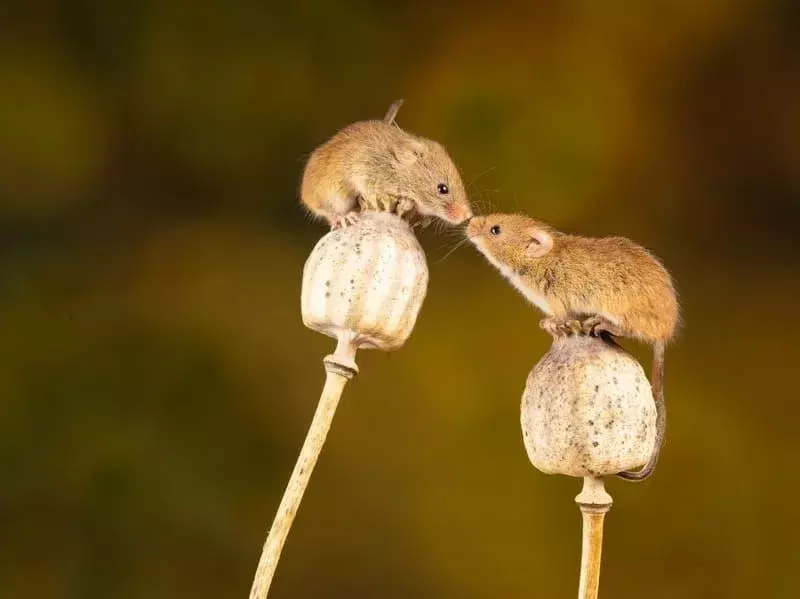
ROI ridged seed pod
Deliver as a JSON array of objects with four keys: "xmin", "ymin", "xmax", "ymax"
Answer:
[
  {"xmin": 301, "ymin": 212, "xmax": 429, "ymax": 351},
  {"xmin": 521, "ymin": 335, "xmax": 656, "ymax": 478}
]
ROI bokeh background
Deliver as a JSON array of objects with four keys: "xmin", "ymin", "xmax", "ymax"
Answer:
[{"xmin": 2, "ymin": 1, "xmax": 799, "ymax": 597}]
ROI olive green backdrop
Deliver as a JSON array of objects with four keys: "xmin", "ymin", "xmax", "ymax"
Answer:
[{"xmin": 1, "ymin": 1, "xmax": 799, "ymax": 597}]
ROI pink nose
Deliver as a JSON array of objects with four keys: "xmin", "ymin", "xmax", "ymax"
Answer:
[
  {"xmin": 466, "ymin": 216, "xmax": 484, "ymax": 238},
  {"xmin": 448, "ymin": 203, "xmax": 473, "ymax": 224}
]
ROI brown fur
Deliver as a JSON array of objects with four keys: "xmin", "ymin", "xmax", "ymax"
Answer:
[{"xmin": 300, "ymin": 103, "xmax": 471, "ymax": 227}]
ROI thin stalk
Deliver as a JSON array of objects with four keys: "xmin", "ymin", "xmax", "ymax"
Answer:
[
  {"xmin": 575, "ymin": 476, "xmax": 613, "ymax": 599},
  {"xmin": 248, "ymin": 335, "xmax": 358, "ymax": 598}
]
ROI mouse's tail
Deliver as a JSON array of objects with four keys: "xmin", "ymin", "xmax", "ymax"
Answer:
[
  {"xmin": 384, "ymin": 99, "xmax": 404, "ymax": 125},
  {"xmin": 616, "ymin": 341, "xmax": 666, "ymax": 482}
]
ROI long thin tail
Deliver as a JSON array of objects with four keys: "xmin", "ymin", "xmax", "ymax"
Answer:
[
  {"xmin": 616, "ymin": 341, "xmax": 666, "ymax": 482},
  {"xmin": 384, "ymin": 99, "xmax": 404, "ymax": 125}
]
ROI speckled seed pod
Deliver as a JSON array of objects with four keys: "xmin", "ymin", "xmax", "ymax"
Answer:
[
  {"xmin": 301, "ymin": 212, "xmax": 429, "ymax": 351},
  {"xmin": 522, "ymin": 335, "xmax": 656, "ymax": 477}
]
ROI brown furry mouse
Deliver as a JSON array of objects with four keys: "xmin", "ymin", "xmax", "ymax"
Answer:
[
  {"xmin": 300, "ymin": 100, "xmax": 472, "ymax": 229},
  {"xmin": 467, "ymin": 213, "xmax": 679, "ymax": 481}
]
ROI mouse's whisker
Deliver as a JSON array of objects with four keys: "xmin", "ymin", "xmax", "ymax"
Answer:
[
  {"xmin": 467, "ymin": 178, "xmax": 484, "ymax": 193},
  {"xmin": 469, "ymin": 166, "xmax": 497, "ymax": 186},
  {"xmin": 436, "ymin": 237, "xmax": 471, "ymax": 263},
  {"xmin": 472, "ymin": 198, "xmax": 490, "ymax": 212},
  {"xmin": 470, "ymin": 195, "xmax": 500, "ymax": 215}
]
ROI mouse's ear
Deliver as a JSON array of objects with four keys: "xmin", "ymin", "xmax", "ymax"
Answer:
[
  {"xmin": 390, "ymin": 139, "xmax": 426, "ymax": 166},
  {"xmin": 525, "ymin": 227, "xmax": 553, "ymax": 258}
]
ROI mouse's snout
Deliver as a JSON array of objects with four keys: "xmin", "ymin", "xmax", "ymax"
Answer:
[
  {"xmin": 466, "ymin": 216, "xmax": 485, "ymax": 239},
  {"xmin": 445, "ymin": 202, "xmax": 472, "ymax": 225}
]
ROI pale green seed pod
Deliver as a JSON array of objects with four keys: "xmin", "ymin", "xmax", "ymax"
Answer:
[
  {"xmin": 301, "ymin": 212, "xmax": 429, "ymax": 352},
  {"xmin": 522, "ymin": 335, "xmax": 656, "ymax": 477}
]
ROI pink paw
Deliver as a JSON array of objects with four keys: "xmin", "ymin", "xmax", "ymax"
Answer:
[{"xmin": 331, "ymin": 213, "xmax": 361, "ymax": 230}]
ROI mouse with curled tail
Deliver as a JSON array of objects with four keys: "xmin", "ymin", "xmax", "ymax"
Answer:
[
  {"xmin": 467, "ymin": 213, "xmax": 679, "ymax": 481},
  {"xmin": 300, "ymin": 100, "xmax": 472, "ymax": 229}
]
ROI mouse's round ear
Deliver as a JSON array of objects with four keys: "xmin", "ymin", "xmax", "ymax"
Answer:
[
  {"xmin": 390, "ymin": 139, "xmax": 426, "ymax": 166},
  {"xmin": 525, "ymin": 227, "xmax": 553, "ymax": 258}
]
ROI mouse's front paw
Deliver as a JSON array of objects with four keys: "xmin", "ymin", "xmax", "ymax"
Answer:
[
  {"xmin": 331, "ymin": 212, "xmax": 361, "ymax": 230},
  {"xmin": 393, "ymin": 198, "xmax": 417, "ymax": 220},
  {"xmin": 539, "ymin": 317, "xmax": 558, "ymax": 338},
  {"xmin": 540, "ymin": 317, "xmax": 583, "ymax": 338}
]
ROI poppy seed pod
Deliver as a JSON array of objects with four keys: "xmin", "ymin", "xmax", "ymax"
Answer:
[
  {"xmin": 301, "ymin": 212, "xmax": 429, "ymax": 353},
  {"xmin": 522, "ymin": 334, "xmax": 657, "ymax": 478},
  {"xmin": 250, "ymin": 212, "xmax": 430, "ymax": 599}
]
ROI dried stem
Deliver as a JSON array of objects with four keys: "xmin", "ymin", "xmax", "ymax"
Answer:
[
  {"xmin": 248, "ymin": 334, "xmax": 359, "ymax": 598},
  {"xmin": 575, "ymin": 476, "xmax": 613, "ymax": 599}
]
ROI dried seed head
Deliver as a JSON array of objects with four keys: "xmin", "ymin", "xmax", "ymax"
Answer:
[
  {"xmin": 521, "ymin": 335, "xmax": 656, "ymax": 477},
  {"xmin": 301, "ymin": 213, "xmax": 429, "ymax": 351}
]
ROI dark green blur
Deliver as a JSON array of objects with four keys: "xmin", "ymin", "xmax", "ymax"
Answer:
[{"xmin": 1, "ymin": 1, "xmax": 799, "ymax": 597}]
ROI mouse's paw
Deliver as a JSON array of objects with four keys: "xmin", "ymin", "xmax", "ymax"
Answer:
[
  {"xmin": 393, "ymin": 198, "xmax": 417, "ymax": 220},
  {"xmin": 540, "ymin": 318, "xmax": 582, "ymax": 338},
  {"xmin": 331, "ymin": 212, "xmax": 361, "ymax": 230},
  {"xmin": 563, "ymin": 319, "xmax": 583, "ymax": 336},
  {"xmin": 380, "ymin": 195, "xmax": 399, "ymax": 213},
  {"xmin": 539, "ymin": 318, "xmax": 558, "ymax": 338},
  {"xmin": 581, "ymin": 316, "xmax": 621, "ymax": 338}
]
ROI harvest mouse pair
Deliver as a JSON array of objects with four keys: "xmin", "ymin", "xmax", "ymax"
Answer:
[{"xmin": 301, "ymin": 101, "xmax": 678, "ymax": 481}]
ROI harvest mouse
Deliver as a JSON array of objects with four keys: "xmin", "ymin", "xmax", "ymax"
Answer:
[
  {"xmin": 467, "ymin": 213, "xmax": 679, "ymax": 481},
  {"xmin": 300, "ymin": 100, "xmax": 472, "ymax": 229}
]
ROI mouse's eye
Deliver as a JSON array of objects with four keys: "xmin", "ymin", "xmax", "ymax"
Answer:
[
  {"xmin": 490, "ymin": 225, "xmax": 501, "ymax": 235},
  {"xmin": 437, "ymin": 183, "xmax": 449, "ymax": 195}
]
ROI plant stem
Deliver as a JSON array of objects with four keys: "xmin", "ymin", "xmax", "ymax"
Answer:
[
  {"xmin": 575, "ymin": 476, "xmax": 613, "ymax": 599},
  {"xmin": 248, "ymin": 334, "xmax": 358, "ymax": 598}
]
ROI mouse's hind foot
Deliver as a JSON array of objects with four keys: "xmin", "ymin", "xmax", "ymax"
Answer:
[{"xmin": 580, "ymin": 316, "xmax": 622, "ymax": 339}]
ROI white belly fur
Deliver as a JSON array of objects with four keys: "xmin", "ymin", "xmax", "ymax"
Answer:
[{"xmin": 477, "ymin": 243, "xmax": 553, "ymax": 315}]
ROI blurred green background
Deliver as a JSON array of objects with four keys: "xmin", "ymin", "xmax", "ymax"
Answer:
[{"xmin": 2, "ymin": 1, "xmax": 799, "ymax": 597}]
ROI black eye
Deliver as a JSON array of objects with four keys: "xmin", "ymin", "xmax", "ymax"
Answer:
[
  {"xmin": 490, "ymin": 225, "xmax": 501, "ymax": 235},
  {"xmin": 437, "ymin": 183, "xmax": 449, "ymax": 195}
]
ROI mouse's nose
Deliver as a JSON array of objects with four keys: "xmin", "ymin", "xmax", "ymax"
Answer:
[
  {"xmin": 447, "ymin": 203, "xmax": 472, "ymax": 224},
  {"xmin": 466, "ymin": 216, "xmax": 484, "ymax": 238}
]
